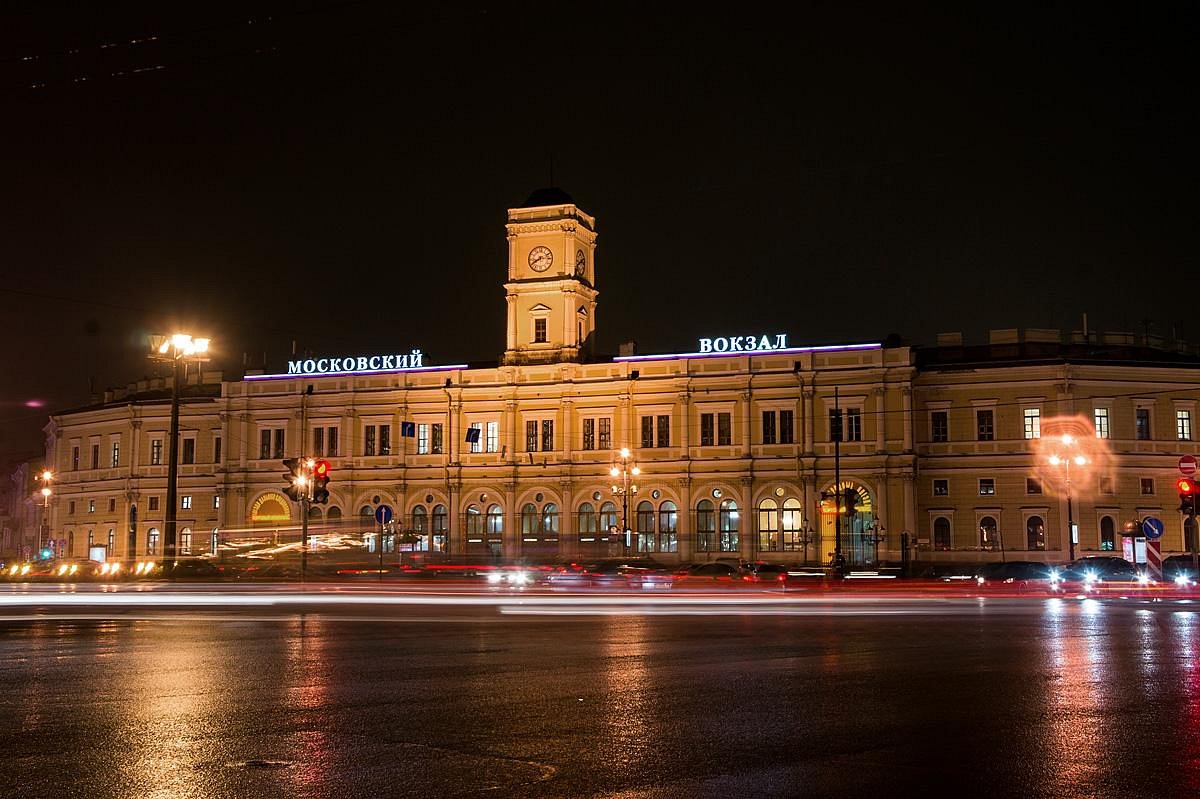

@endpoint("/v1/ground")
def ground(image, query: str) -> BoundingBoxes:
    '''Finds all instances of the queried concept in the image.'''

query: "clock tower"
[502,188,599,365]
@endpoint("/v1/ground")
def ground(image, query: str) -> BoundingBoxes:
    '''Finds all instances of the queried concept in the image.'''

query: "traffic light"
[282,458,304,502]
[1179,476,1197,515]
[312,459,331,504]
[844,487,858,516]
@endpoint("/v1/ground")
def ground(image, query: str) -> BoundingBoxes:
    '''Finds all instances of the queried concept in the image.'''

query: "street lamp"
[1047,433,1087,562]
[800,524,817,565]
[610,447,640,555]
[37,470,53,558]
[866,521,887,566]
[148,333,211,576]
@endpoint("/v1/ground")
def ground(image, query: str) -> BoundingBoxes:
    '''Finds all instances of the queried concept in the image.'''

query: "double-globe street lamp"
[610,447,640,555]
[1047,434,1088,563]
[148,333,211,575]
[37,470,53,558]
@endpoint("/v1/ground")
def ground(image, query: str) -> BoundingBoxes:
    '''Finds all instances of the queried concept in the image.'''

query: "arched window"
[599,501,618,535]
[636,500,655,553]
[521,503,539,536]
[979,516,999,551]
[719,499,740,552]
[412,505,428,534]
[933,517,951,550]
[658,501,678,552]
[87,530,94,549]
[180,527,193,555]
[147,527,160,555]
[781,498,802,551]
[359,505,374,528]
[1100,515,1115,551]
[107,529,115,553]
[697,499,716,551]
[486,504,504,536]
[466,504,484,538]
[1026,516,1045,551]
[432,504,448,551]
[758,498,779,551]
[577,502,597,535]
[542,503,559,537]
[326,506,342,522]
[308,506,323,520]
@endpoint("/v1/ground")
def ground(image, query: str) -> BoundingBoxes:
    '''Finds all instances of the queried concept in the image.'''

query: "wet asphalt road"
[2,592,1200,799]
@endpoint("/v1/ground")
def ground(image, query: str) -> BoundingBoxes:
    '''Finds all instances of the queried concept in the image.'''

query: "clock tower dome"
[502,188,599,365]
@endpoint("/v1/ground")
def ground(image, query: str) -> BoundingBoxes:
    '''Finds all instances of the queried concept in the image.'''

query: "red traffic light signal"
[313,459,331,478]
[1178,477,1196,495]
[312,459,331,504]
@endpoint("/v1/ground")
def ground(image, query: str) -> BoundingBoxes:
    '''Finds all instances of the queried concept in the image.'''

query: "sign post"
[375,505,393,580]
[1143,517,1165,580]
[1180,455,1198,476]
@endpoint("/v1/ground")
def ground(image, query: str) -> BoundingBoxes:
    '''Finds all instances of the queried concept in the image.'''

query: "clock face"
[527,245,553,272]
[574,249,586,276]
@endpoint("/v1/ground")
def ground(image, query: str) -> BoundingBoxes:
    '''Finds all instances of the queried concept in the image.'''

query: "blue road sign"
[1142,516,1165,540]
[375,505,393,525]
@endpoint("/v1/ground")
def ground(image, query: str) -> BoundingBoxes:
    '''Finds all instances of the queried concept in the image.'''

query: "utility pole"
[833,386,843,575]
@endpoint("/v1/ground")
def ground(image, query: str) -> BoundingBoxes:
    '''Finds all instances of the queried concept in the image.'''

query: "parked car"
[672,561,748,584]
[547,558,672,589]
[1162,555,1199,587]
[743,562,791,585]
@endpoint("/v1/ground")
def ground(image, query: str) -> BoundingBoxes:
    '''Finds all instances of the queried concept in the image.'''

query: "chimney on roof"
[618,341,638,357]
[935,332,963,347]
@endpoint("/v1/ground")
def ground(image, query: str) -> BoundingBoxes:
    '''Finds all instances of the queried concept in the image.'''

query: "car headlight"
[1176,575,1193,587]
[1137,574,1150,585]
[1084,571,1098,584]
[1049,569,1061,583]
[512,571,529,585]
[487,572,502,584]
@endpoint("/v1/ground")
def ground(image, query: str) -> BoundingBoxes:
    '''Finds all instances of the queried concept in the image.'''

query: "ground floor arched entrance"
[819,480,878,567]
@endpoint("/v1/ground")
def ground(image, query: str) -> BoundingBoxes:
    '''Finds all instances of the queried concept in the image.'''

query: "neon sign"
[246,349,470,380]
[614,336,880,362]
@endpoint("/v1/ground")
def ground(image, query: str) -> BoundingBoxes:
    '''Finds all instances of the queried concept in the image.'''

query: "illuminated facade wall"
[36,196,1200,567]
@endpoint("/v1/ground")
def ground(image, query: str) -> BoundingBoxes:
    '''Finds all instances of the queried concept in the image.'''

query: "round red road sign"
[1180,455,1198,476]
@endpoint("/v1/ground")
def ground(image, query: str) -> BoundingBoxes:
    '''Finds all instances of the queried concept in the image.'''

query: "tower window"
[534,318,548,343]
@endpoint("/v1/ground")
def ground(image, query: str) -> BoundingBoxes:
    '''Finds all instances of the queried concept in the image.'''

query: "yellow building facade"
[37,193,1200,569]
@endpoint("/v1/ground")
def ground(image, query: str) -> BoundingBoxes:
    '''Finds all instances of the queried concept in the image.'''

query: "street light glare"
[1061,434,1074,445]
[41,487,51,497]
[1048,455,1060,465]
[619,447,630,458]
[40,470,52,481]
[610,467,620,477]
[1074,455,1087,465]
[632,466,641,476]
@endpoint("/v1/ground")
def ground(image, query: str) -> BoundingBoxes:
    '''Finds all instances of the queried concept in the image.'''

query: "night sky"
[1,3,1194,461]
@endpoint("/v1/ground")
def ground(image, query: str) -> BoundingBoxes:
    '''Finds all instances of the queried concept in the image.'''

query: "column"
[902,471,916,548]
[449,398,461,464]
[561,397,574,462]
[803,387,815,454]
[505,482,519,557]
[505,400,517,464]
[678,393,690,455]
[620,393,632,449]
[872,471,888,560]
[874,387,886,454]
[741,390,753,458]
[902,387,913,452]
[559,479,573,557]
[677,477,693,562]
[740,477,754,560]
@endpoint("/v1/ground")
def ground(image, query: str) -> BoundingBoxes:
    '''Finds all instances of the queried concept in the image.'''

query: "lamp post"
[866,521,887,566]
[1048,434,1087,563]
[148,333,211,576]
[37,470,53,558]
[801,525,816,565]
[610,447,640,555]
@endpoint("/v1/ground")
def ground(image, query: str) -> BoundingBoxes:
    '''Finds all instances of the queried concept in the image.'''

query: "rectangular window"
[976,409,994,441]
[978,478,995,496]
[526,420,538,452]
[641,416,654,448]
[72,446,79,471]
[598,418,611,450]
[110,441,120,468]
[108,498,116,512]
[657,415,670,448]
[541,419,554,451]
[779,409,794,444]
[486,421,499,453]
[582,418,595,451]
[148,496,159,511]
[1141,478,1155,495]
[68,500,75,515]
[1094,408,1110,439]
[469,422,484,453]
[91,444,99,469]
[430,424,442,455]
[273,429,285,459]
[327,427,338,457]
[534,318,547,343]
[933,479,948,497]
[260,430,271,459]
[182,438,195,465]
[313,427,324,457]
[829,409,842,442]
[1136,408,1151,440]
[762,411,777,445]
[717,412,731,446]
[213,495,221,509]
[417,424,429,455]
[1023,408,1041,439]
[1100,476,1114,494]
[700,413,714,447]
[181,496,192,510]
[213,436,222,464]
[380,424,391,456]
[846,408,862,442]
[1026,478,1042,495]
[150,439,163,466]
[931,411,949,443]
[88,499,95,514]
[365,425,377,456]
[1178,410,1193,441]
